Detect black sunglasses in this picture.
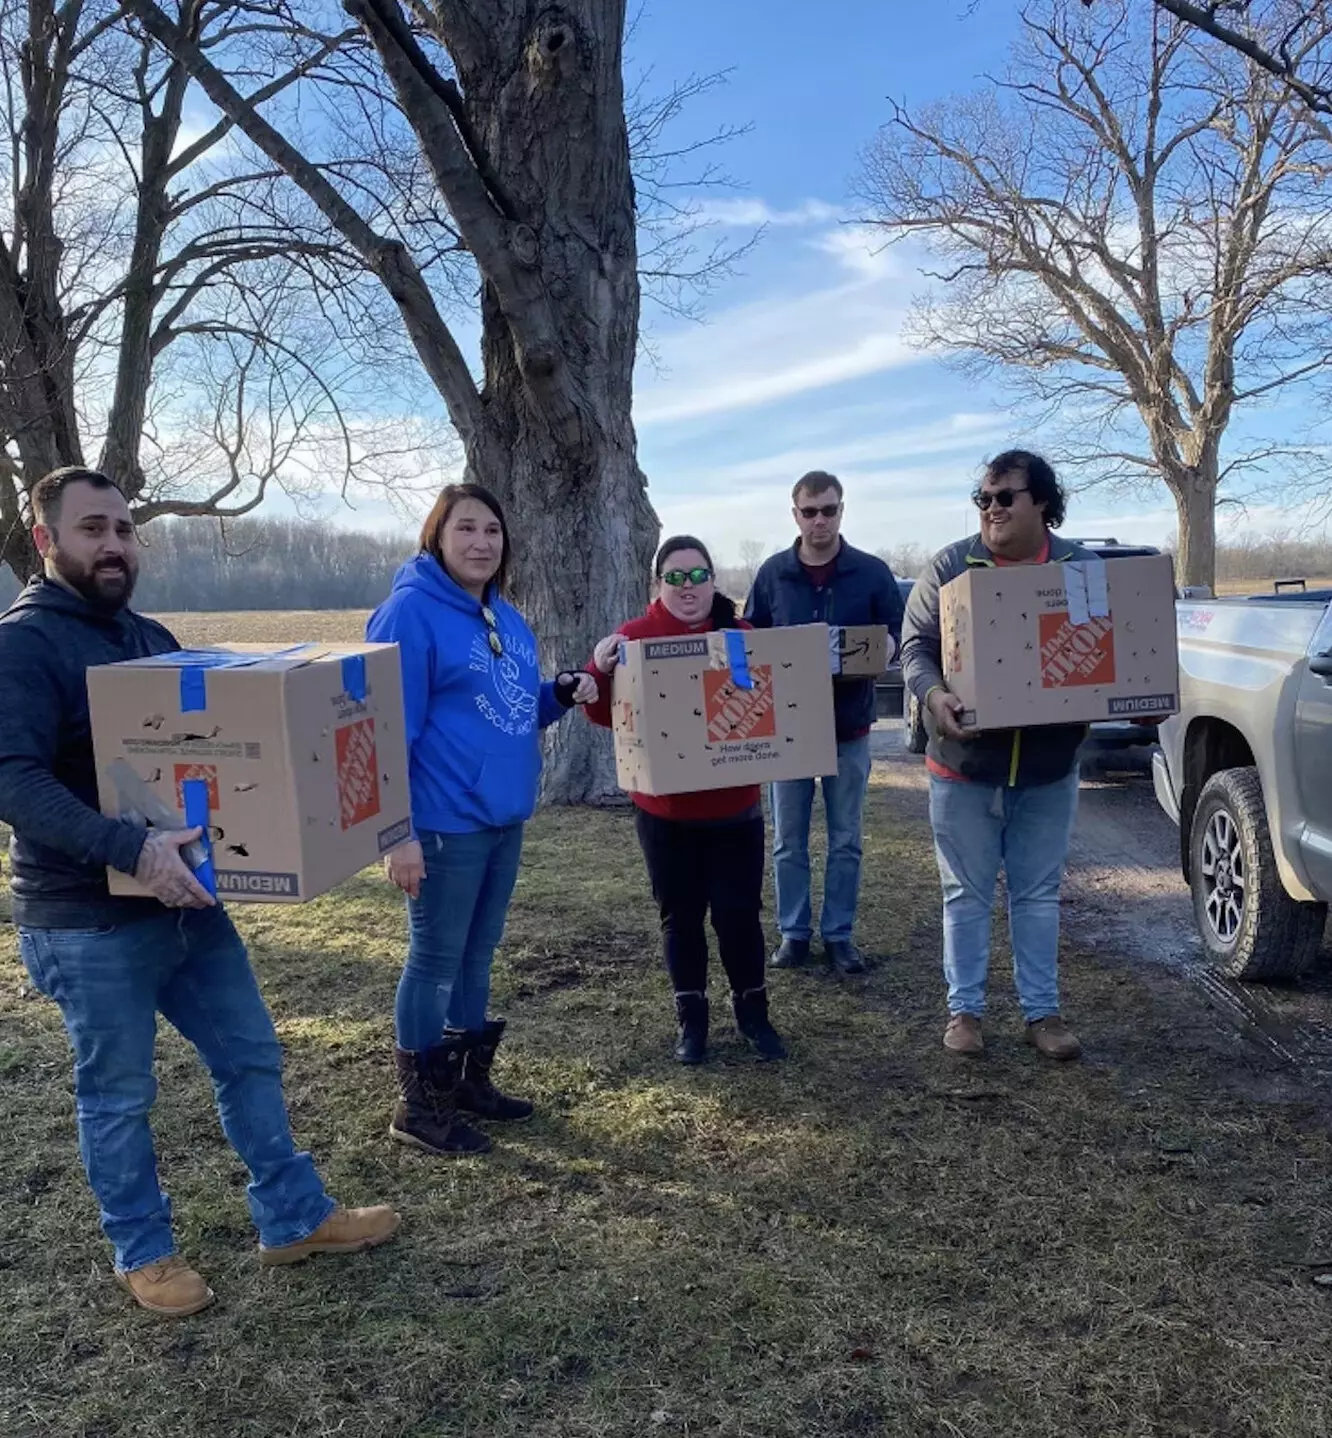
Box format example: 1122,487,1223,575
661,566,713,587
480,604,504,657
972,487,1030,511
798,504,841,519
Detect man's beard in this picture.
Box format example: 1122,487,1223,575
49,549,138,613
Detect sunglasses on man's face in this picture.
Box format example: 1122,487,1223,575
798,504,841,519
481,604,504,656
972,487,1030,512
661,567,713,587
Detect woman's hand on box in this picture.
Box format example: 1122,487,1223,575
386,839,425,900
593,635,622,675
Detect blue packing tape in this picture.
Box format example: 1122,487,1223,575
341,653,367,702
180,778,217,898
724,629,754,690
180,668,207,712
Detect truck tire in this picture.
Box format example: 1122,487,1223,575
1188,767,1326,981
905,693,928,755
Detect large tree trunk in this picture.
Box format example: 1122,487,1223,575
458,6,658,805
1171,469,1218,591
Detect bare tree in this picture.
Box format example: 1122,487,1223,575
0,0,444,581
860,0,1332,587
1136,2,1332,125
737,538,767,594
122,0,695,802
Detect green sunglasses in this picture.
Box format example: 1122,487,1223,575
661,566,713,587
481,605,504,657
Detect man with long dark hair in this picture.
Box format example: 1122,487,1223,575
901,451,1090,1060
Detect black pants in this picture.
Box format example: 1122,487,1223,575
634,809,766,996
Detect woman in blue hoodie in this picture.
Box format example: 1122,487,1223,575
367,484,595,1159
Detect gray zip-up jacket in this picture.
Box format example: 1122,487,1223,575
901,533,1097,788
0,578,178,928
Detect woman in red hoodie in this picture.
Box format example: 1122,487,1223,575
585,535,786,1066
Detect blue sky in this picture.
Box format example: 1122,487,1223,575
296,0,1320,561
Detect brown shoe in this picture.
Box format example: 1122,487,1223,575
115,1256,215,1317
1026,1016,1081,1061
943,1013,984,1055
258,1204,402,1268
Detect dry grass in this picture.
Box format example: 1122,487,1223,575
1213,577,1332,597
150,610,372,646
2,778,1331,1437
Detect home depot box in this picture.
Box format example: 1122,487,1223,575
88,643,411,903
940,555,1179,730
830,624,893,677
612,623,838,796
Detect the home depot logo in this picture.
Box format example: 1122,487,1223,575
615,698,636,735
174,763,219,810
702,665,777,743
335,718,381,830
1039,611,1116,688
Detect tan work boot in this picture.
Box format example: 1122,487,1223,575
943,1013,984,1055
259,1204,401,1268
1025,1016,1081,1061
115,1256,215,1317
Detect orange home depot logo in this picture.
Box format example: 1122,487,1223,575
1039,611,1116,688
335,718,381,830
174,763,219,810
702,664,777,743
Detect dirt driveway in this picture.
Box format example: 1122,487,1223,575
870,721,1332,1094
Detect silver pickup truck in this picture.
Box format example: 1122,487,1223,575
1153,585,1332,980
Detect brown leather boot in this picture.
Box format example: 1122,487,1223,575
115,1256,215,1317
259,1204,401,1267
456,1019,534,1122
943,1013,984,1055
390,1040,492,1156
1025,1016,1081,1061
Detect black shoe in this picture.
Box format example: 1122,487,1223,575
732,986,787,1061
769,938,811,970
456,1019,534,1122
825,940,866,975
673,991,709,1065
390,1041,492,1156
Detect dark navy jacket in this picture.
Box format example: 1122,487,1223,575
0,579,176,929
744,540,904,740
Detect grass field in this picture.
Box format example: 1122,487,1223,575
1,613,1330,1436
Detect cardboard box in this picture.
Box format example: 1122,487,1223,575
612,623,837,796
88,643,411,903
940,555,1179,730
830,624,893,677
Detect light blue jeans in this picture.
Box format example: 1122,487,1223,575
927,770,1080,1021
18,908,334,1273
395,825,524,1050
772,736,872,944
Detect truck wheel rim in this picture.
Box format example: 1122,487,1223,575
1200,808,1245,945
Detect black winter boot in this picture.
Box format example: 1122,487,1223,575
390,1039,492,1156
732,986,787,1061
456,1019,534,1122
673,991,709,1065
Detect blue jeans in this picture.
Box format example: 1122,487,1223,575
927,771,1081,1022
771,736,872,943
18,908,334,1273
395,825,524,1050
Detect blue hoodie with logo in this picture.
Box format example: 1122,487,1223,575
366,554,569,834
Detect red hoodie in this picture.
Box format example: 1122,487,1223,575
584,599,762,822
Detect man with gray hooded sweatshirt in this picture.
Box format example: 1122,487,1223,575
0,466,399,1318
901,451,1090,1062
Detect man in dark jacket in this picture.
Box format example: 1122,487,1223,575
901,450,1088,1061
745,472,904,973
0,467,399,1319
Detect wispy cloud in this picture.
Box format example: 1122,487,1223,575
689,197,848,228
